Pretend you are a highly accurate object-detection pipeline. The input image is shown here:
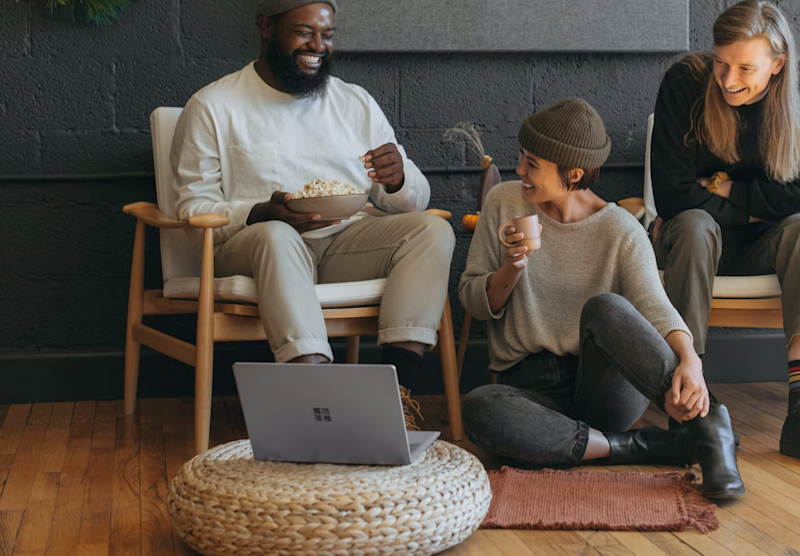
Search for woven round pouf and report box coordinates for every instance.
[168,440,492,556]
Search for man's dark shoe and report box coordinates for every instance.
[669,416,740,447]
[780,389,800,458]
[684,404,745,498]
[604,427,696,466]
[780,411,800,458]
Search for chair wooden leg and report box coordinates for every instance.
[124,219,145,415]
[489,372,498,385]
[195,228,216,455]
[456,311,472,381]
[438,295,464,442]
[346,336,360,364]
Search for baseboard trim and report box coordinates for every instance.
[0,330,787,404]
[702,329,788,383]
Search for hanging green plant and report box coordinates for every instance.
[46,0,131,25]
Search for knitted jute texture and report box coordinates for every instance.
[168,440,492,556]
[518,98,612,169]
[481,467,718,533]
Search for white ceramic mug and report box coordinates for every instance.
[497,214,541,252]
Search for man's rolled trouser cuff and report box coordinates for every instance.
[378,327,438,349]
[274,338,334,363]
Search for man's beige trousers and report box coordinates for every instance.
[215,212,456,362]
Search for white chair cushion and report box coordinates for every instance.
[658,271,781,299]
[163,276,387,309]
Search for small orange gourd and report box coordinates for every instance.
[462,213,480,232]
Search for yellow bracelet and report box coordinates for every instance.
[707,171,730,194]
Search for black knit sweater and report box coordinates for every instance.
[651,60,800,227]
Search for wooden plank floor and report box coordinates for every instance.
[0,383,797,556]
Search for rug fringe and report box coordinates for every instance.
[680,469,720,533]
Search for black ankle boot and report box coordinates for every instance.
[779,391,800,458]
[669,416,741,448]
[684,404,744,498]
[667,385,740,447]
[604,427,696,466]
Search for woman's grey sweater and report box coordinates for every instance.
[458,181,691,371]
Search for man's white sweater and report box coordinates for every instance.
[170,62,430,245]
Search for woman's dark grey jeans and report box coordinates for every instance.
[462,292,679,466]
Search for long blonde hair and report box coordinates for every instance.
[682,0,800,183]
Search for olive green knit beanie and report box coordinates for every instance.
[518,98,611,169]
[255,0,337,22]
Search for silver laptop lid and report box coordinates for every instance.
[233,363,418,465]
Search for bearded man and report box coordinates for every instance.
[170,0,455,427]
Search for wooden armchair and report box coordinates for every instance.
[123,107,463,455]
[643,113,783,328]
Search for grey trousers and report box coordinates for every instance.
[462,293,678,466]
[215,212,456,362]
[654,210,800,354]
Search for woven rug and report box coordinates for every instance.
[481,467,718,533]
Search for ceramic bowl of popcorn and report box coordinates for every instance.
[287,179,369,221]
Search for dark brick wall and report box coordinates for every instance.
[0,0,787,358]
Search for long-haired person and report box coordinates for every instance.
[460,98,744,499]
[651,0,800,458]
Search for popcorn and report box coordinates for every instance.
[292,179,363,199]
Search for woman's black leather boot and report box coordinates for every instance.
[604,427,695,466]
[668,384,740,447]
[683,404,745,498]
[669,416,740,447]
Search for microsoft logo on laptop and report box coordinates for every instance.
[313,408,332,422]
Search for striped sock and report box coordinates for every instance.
[790,360,800,394]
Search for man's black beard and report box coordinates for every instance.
[265,40,333,99]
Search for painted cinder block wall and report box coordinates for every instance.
[0,1,793,400]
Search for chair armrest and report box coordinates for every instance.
[188,214,230,229]
[123,201,229,230]
[618,197,646,221]
[123,202,186,229]
[426,208,452,221]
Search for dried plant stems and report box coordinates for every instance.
[444,122,487,163]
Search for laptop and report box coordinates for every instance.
[233,362,440,465]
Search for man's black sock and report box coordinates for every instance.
[381,346,424,392]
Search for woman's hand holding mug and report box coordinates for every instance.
[498,215,542,270]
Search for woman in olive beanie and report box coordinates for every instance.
[458,98,743,498]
